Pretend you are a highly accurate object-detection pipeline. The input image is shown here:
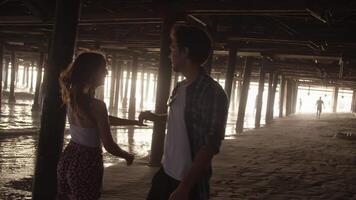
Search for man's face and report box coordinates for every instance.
[170,36,186,72]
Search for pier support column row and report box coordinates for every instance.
[236,57,252,133]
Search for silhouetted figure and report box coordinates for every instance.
[299,98,302,112]
[316,97,324,118]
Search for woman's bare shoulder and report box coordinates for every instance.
[90,98,108,114]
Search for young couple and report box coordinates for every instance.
[56,24,229,200]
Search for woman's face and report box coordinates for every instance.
[92,63,108,87]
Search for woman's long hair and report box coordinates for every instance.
[59,52,106,118]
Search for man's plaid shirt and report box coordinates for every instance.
[170,68,229,199]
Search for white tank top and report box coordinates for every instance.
[67,106,101,148]
[70,124,100,147]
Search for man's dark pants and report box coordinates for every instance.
[147,167,198,200]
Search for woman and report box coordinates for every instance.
[57,52,141,200]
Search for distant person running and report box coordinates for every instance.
[299,98,303,112]
[57,52,143,200]
[316,97,324,118]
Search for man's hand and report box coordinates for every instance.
[139,111,155,123]
[169,186,189,200]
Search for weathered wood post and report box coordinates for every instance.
[255,65,265,128]
[114,60,121,110]
[236,57,252,133]
[128,55,138,120]
[150,15,176,166]
[0,43,3,108]
[224,48,237,100]
[332,87,339,113]
[265,72,274,124]
[32,53,44,111]
[32,0,81,199]
[279,76,286,117]
[9,51,16,103]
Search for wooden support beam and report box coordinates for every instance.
[286,79,293,116]
[9,51,16,103]
[109,57,117,109]
[332,87,339,113]
[254,65,265,128]
[203,19,216,74]
[114,61,121,110]
[32,53,44,111]
[279,76,286,117]
[128,55,138,120]
[231,78,237,111]
[152,72,157,102]
[236,57,252,133]
[140,70,145,110]
[204,51,213,75]
[351,89,356,113]
[269,72,279,119]
[0,43,3,110]
[32,0,81,199]
[23,63,27,85]
[291,82,299,114]
[122,66,130,109]
[145,71,151,102]
[224,48,237,100]
[265,72,274,124]
[150,15,176,166]
[30,60,35,92]
[3,57,9,90]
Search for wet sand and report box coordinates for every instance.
[100,113,356,200]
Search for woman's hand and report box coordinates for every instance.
[122,151,135,166]
[132,120,147,126]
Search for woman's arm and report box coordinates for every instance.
[91,101,134,165]
[138,111,168,123]
[108,115,145,126]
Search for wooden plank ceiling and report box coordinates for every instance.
[0,0,355,87]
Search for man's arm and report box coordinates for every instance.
[169,145,214,200]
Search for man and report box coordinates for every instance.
[139,25,229,200]
[316,97,324,118]
[299,98,302,112]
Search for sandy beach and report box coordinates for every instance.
[101,113,356,200]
